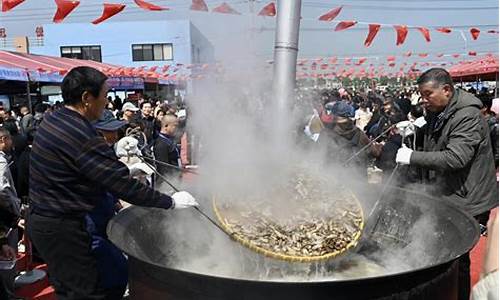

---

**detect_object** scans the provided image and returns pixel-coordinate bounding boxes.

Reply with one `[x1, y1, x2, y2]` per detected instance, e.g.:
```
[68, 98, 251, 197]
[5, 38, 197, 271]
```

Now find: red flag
[318, 6, 342, 21]
[387, 56, 396, 62]
[470, 28, 480, 40]
[417, 27, 431, 42]
[334, 21, 357, 31]
[452, 54, 460, 58]
[2, 0, 24, 12]
[92, 3, 126, 25]
[388, 62, 396, 67]
[436, 53, 444, 58]
[212, 2, 240, 14]
[321, 64, 328, 70]
[468, 51, 477, 56]
[357, 57, 367, 65]
[190, 0, 208, 11]
[364, 24, 380, 47]
[53, 0, 80, 23]
[258, 2, 275, 17]
[418, 53, 428, 58]
[134, 0, 168, 11]
[404, 51, 412, 57]
[394, 25, 408, 46]
[436, 27, 452, 34]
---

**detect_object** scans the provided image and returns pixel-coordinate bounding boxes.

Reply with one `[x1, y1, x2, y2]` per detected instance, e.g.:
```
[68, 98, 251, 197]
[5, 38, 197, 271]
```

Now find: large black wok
[108, 186, 479, 300]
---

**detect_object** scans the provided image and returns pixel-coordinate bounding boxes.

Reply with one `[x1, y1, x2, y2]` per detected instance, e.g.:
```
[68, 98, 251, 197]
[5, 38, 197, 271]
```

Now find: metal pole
[271, 0, 302, 135]
[495, 72, 499, 98]
[26, 72, 33, 115]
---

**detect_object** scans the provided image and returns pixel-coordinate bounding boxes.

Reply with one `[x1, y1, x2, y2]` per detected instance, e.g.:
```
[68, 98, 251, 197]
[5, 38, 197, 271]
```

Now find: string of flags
[2, 0, 498, 46]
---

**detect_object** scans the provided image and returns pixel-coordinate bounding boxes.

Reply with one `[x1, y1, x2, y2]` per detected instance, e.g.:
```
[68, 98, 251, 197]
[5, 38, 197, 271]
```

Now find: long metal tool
[343, 124, 395, 166]
[136, 156, 234, 237]
[365, 126, 410, 234]
[140, 156, 199, 175]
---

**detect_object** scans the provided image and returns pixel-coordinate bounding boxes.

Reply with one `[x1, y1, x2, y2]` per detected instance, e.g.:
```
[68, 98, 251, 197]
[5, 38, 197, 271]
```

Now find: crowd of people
[0, 66, 197, 300]
[0, 66, 497, 299]
[299, 68, 498, 300]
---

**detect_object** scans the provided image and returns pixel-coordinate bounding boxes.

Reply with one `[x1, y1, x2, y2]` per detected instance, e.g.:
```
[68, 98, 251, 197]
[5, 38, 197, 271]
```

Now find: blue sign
[107, 76, 144, 90]
[0, 67, 28, 81]
[28, 71, 64, 83]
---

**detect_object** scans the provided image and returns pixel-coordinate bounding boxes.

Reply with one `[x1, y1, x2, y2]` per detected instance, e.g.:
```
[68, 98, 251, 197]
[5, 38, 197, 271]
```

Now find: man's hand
[0, 244, 15, 260]
[171, 191, 199, 209]
[115, 136, 141, 158]
[396, 145, 413, 165]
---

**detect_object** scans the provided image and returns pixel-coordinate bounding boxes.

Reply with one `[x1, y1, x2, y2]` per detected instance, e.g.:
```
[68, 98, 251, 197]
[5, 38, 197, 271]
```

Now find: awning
[0, 51, 174, 88]
[449, 55, 499, 81]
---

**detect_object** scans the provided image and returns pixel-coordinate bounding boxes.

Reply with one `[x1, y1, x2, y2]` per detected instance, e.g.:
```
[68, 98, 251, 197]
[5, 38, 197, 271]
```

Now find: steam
[150, 24, 443, 282]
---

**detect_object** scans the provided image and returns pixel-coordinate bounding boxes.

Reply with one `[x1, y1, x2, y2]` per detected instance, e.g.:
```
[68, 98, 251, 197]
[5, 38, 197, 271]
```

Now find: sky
[0, 0, 498, 67]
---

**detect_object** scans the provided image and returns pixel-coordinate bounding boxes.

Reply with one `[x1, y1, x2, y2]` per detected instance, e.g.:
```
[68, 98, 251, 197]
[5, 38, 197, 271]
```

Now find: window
[132, 43, 173, 61]
[60, 45, 102, 62]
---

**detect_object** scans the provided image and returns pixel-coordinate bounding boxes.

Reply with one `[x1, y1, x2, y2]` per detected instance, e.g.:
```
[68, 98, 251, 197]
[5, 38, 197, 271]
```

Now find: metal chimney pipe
[271, 0, 301, 125]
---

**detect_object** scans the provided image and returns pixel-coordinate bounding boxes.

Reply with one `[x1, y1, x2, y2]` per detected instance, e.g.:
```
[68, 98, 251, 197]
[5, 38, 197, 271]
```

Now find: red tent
[0, 51, 173, 84]
[448, 55, 499, 81]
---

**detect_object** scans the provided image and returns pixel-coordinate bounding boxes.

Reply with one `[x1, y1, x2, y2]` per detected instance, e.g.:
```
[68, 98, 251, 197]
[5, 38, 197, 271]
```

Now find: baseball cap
[93, 110, 126, 131]
[331, 101, 354, 118]
[122, 102, 140, 112]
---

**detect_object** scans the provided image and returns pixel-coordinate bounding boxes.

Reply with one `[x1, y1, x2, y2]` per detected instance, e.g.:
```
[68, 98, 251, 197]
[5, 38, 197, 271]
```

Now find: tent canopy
[0, 51, 177, 87]
[448, 55, 499, 82]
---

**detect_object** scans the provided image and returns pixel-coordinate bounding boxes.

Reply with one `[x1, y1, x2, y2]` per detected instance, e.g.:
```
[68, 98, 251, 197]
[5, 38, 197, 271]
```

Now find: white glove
[128, 162, 154, 176]
[395, 145, 413, 165]
[115, 136, 141, 158]
[413, 116, 427, 128]
[396, 121, 415, 137]
[171, 191, 199, 209]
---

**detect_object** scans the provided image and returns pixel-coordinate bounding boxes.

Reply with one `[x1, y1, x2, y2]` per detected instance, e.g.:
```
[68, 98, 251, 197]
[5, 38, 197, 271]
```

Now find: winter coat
[410, 89, 498, 216]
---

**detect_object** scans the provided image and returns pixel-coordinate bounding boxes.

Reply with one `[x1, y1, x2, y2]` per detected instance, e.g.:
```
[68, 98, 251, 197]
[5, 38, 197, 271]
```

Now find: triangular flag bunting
[364, 24, 380, 47]
[2, 0, 25, 12]
[190, 0, 208, 11]
[212, 2, 240, 14]
[334, 21, 357, 32]
[470, 28, 480, 40]
[258, 2, 275, 17]
[92, 3, 126, 25]
[436, 27, 452, 34]
[318, 6, 342, 22]
[53, 0, 80, 23]
[417, 27, 431, 42]
[394, 25, 408, 46]
[134, 0, 168, 11]
[357, 57, 367, 65]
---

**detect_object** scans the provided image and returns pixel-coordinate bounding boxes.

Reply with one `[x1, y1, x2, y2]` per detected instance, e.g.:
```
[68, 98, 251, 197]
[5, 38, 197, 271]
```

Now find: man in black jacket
[396, 68, 498, 300]
[27, 67, 198, 300]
